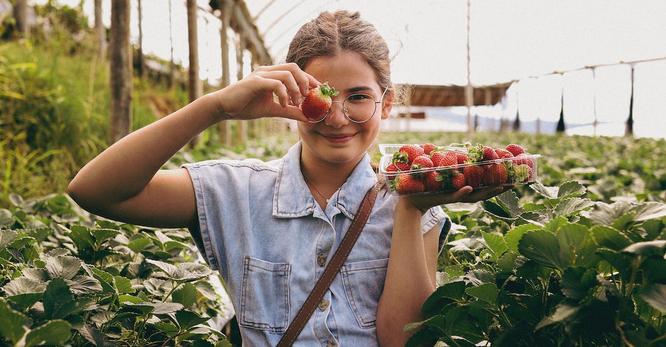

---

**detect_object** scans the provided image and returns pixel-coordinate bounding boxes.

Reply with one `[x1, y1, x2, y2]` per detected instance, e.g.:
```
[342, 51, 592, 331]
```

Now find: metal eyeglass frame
[307, 86, 390, 124]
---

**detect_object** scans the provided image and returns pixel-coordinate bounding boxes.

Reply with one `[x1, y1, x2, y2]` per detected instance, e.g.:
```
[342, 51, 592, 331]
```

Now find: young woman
[68, 10, 505, 346]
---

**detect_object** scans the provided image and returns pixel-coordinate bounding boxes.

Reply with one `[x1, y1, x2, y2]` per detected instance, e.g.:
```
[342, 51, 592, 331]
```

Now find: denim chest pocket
[240, 256, 291, 333]
[341, 258, 389, 328]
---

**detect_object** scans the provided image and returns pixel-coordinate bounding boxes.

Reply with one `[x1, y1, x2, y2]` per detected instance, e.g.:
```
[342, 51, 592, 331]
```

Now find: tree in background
[13, 0, 28, 38]
[110, 0, 132, 143]
[137, 0, 144, 77]
[187, 0, 202, 149]
[94, 0, 105, 57]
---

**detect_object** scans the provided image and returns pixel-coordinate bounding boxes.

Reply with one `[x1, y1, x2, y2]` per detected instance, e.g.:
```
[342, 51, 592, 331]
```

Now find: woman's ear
[381, 90, 394, 120]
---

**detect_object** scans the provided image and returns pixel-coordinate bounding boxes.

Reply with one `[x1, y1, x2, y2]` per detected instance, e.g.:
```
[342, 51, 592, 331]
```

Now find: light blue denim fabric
[181, 141, 450, 346]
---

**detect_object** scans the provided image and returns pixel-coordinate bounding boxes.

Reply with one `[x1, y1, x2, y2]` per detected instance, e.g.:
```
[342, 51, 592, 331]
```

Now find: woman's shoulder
[181, 156, 283, 173]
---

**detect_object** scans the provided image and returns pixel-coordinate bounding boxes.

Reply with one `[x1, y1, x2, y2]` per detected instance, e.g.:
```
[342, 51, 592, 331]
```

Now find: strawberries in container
[378, 142, 540, 195]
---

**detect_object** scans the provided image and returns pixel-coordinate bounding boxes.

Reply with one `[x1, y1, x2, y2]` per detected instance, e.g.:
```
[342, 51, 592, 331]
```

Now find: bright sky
[37, 0, 666, 138]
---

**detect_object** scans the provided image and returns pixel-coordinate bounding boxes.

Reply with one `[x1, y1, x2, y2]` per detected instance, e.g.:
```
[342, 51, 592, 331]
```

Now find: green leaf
[535, 304, 579, 330]
[176, 310, 210, 330]
[557, 181, 586, 198]
[43, 278, 78, 319]
[91, 228, 119, 244]
[422, 281, 466, 316]
[118, 295, 144, 304]
[561, 267, 597, 300]
[640, 284, 666, 313]
[0, 209, 13, 227]
[146, 259, 212, 282]
[151, 302, 184, 314]
[0, 230, 18, 249]
[556, 223, 588, 266]
[465, 283, 498, 305]
[529, 181, 559, 199]
[642, 258, 666, 283]
[544, 216, 569, 234]
[66, 275, 103, 294]
[519, 230, 566, 270]
[172, 283, 198, 308]
[586, 200, 633, 226]
[623, 240, 666, 256]
[0, 298, 28, 343]
[45, 255, 81, 280]
[25, 320, 72, 347]
[590, 225, 632, 251]
[482, 232, 508, 260]
[555, 198, 594, 216]
[128, 235, 152, 253]
[497, 251, 518, 273]
[597, 248, 632, 281]
[2, 277, 46, 311]
[633, 202, 666, 222]
[505, 224, 540, 253]
[68, 225, 94, 251]
[113, 275, 134, 294]
[154, 321, 179, 336]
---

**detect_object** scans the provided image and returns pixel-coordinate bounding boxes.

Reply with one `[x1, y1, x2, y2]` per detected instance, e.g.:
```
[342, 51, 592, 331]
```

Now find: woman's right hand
[210, 63, 320, 122]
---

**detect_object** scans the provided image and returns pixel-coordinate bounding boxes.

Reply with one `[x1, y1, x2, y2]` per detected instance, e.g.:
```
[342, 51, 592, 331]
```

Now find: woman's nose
[324, 101, 349, 128]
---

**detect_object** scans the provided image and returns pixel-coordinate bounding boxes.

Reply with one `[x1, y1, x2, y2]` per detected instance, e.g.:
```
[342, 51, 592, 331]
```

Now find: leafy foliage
[0, 193, 231, 346]
[407, 180, 666, 347]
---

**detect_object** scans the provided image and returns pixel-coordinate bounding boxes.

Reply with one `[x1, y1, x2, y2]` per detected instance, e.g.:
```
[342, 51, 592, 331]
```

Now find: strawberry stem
[319, 82, 339, 97]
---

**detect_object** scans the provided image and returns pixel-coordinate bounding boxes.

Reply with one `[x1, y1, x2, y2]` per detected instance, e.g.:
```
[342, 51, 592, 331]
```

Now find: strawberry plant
[406, 181, 666, 346]
[0, 193, 232, 346]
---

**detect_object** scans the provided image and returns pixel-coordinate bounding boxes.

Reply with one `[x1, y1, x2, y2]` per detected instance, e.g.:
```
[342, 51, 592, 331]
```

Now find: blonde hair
[286, 10, 393, 93]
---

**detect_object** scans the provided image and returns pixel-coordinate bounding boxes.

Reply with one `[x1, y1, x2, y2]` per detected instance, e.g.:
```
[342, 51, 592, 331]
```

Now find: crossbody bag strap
[276, 181, 383, 347]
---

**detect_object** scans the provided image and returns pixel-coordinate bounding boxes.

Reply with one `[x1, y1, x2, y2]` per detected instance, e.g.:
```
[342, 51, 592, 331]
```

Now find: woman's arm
[376, 199, 439, 347]
[67, 63, 316, 228]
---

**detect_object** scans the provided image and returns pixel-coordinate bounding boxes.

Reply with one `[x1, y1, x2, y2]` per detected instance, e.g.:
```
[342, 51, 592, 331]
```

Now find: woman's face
[298, 50, 392, 166]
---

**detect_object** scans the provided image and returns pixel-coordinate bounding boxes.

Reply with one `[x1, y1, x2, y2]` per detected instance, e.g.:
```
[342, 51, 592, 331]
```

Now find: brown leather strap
[277, 181, 383, 347]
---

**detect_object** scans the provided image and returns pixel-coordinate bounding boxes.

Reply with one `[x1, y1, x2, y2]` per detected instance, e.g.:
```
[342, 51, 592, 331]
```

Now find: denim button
[318, 299, 330, 311]
[317, 253, 326, 267]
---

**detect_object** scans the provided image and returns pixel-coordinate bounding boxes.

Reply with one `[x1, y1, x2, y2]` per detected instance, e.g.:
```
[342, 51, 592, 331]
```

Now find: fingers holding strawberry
[210, 63, 321, 122]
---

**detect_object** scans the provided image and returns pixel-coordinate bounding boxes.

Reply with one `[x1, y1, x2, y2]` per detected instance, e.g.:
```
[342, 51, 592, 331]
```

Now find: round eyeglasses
[307, 86, 389, 124]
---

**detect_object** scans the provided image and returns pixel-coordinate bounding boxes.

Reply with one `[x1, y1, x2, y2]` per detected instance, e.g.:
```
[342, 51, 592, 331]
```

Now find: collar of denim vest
[272, 141, 378, 219]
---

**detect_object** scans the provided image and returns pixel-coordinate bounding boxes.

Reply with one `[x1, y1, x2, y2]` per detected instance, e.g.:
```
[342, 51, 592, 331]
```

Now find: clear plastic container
[378, 144, 540, 196]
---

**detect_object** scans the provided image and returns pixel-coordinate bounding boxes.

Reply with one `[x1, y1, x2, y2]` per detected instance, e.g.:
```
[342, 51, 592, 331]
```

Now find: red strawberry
[512, 154, 535, 169]
[483, 163, 508, 186]
[385, 163, 399, 180]
[456, 153, 469, 164]
[430, 151, 446, 167]
[394, 174, 425, 194]
[424, 171, 443, 192]
[301, 83, 339, 120]
[394, 161, 411, 171]
[505, 144, 525, 156]
[463, 165, 484, 188]
[422, 143, 438, 155]
[495, 148, 514, 158]
[411, 155, 434, 171]
[393, 145, 424, 165]
[451, 171, 466, 190]
[438, 151, 458, 167]
[482, 146, 500, 161]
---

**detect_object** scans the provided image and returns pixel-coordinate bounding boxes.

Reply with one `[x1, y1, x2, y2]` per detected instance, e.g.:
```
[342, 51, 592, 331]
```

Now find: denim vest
[182, 142, 449, 346]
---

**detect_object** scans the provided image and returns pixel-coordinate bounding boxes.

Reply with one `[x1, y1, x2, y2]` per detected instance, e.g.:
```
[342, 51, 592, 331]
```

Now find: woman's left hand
[403, 185, 514, 213]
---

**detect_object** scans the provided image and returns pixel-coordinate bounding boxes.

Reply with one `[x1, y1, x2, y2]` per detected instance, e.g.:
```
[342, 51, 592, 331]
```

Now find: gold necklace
[302, 171, 332, 204]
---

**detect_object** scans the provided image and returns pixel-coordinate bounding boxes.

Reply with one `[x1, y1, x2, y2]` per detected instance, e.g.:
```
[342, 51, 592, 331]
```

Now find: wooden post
[14, 0, 28, 38]
[186, 0, 203, 149]
[110, 0, 132, 143]
[137, 0, 144, 78]
[465, 0, 474, 134]
[625, 65, 635, 137]
[168, 0, 175, 88]
[218, 0, 232, 147]
[556, 74, 566, 133]
[94, 0, 105, 57]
